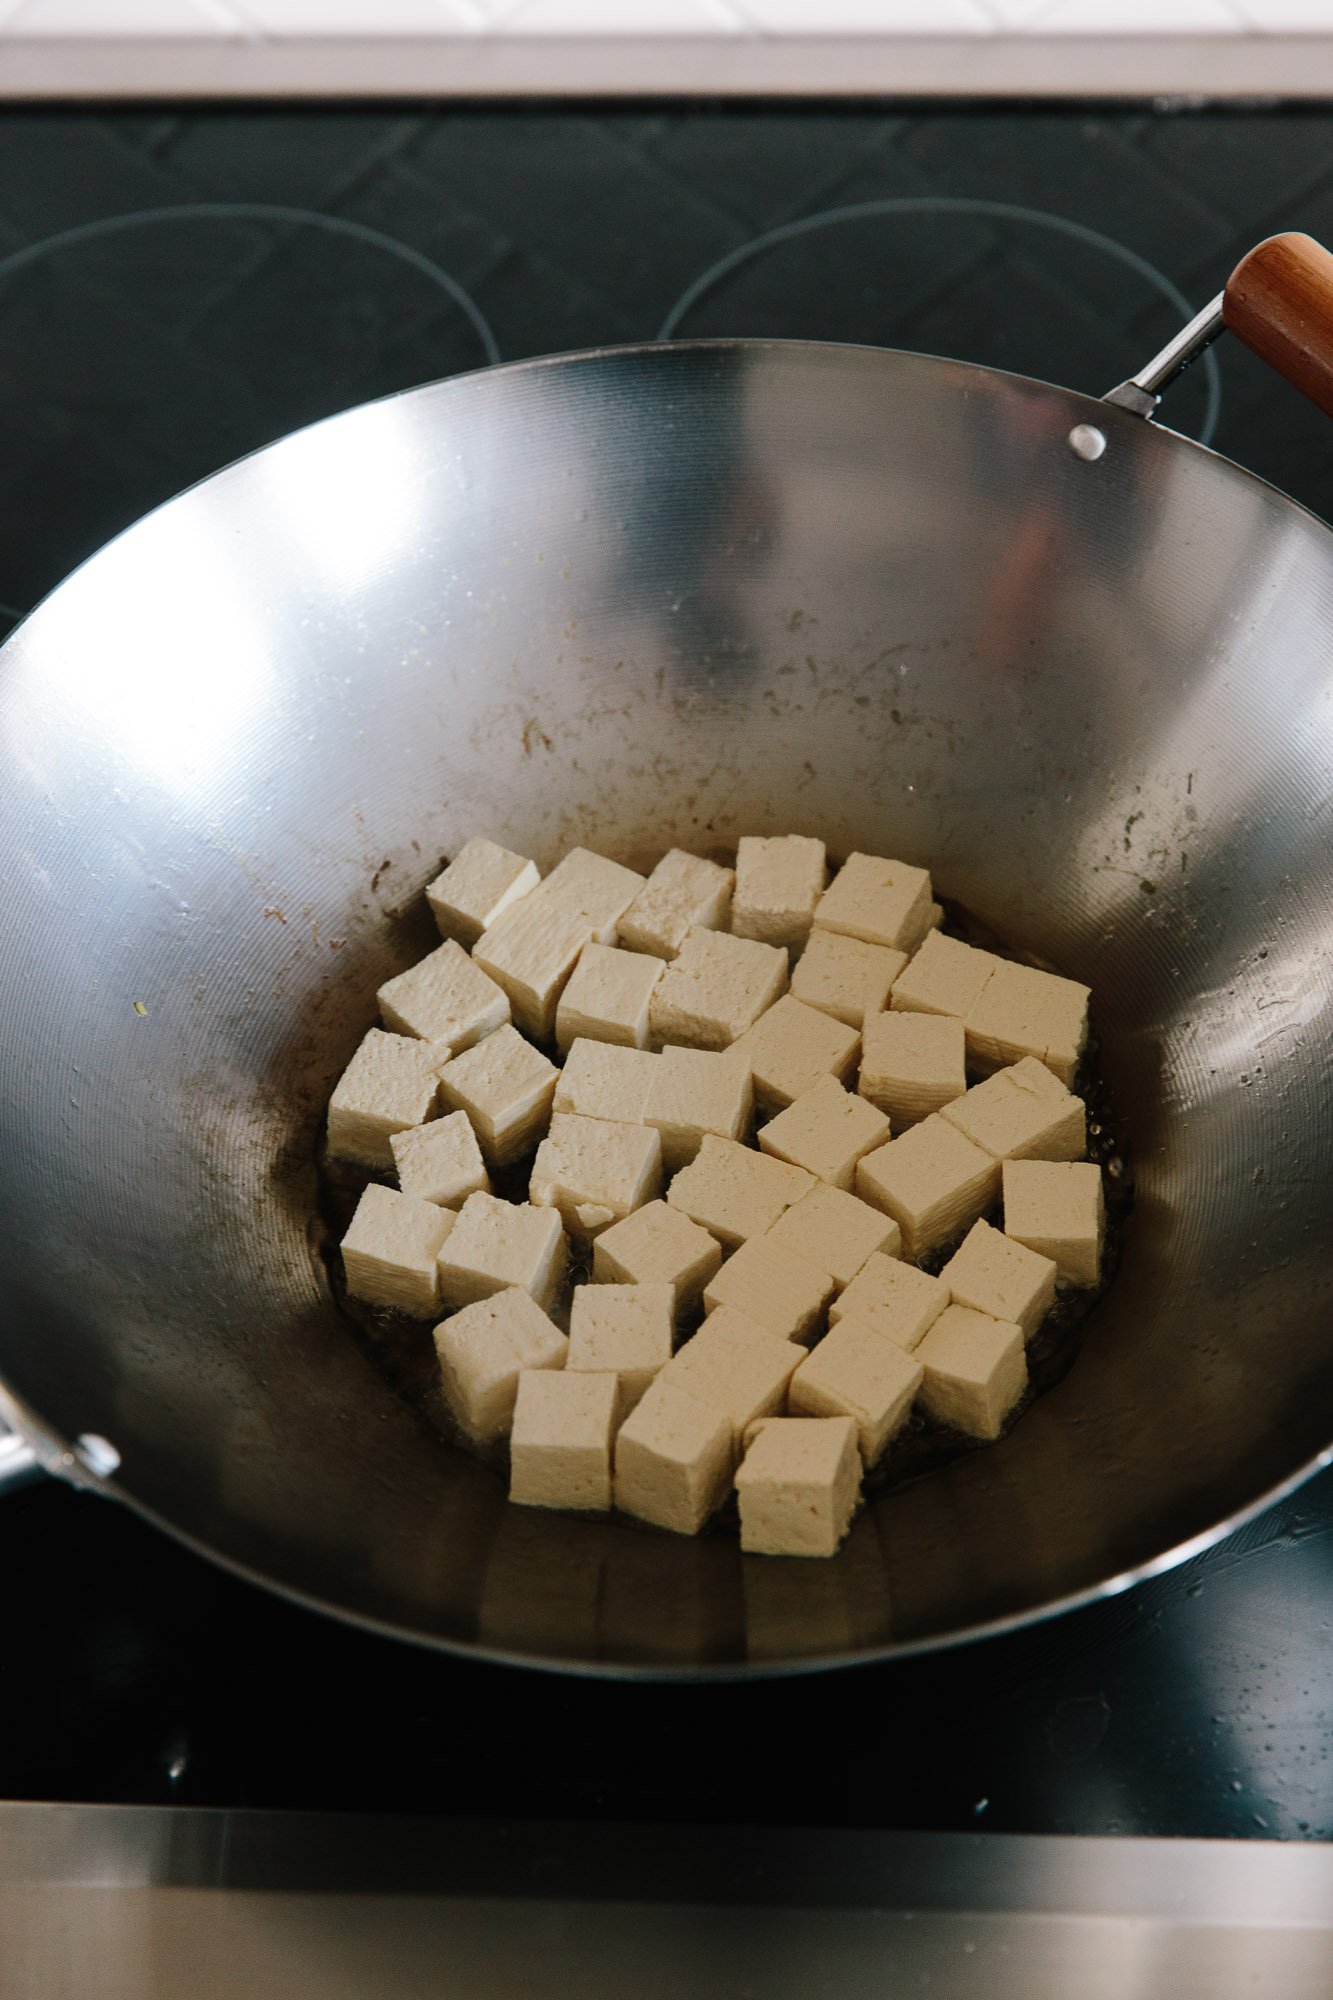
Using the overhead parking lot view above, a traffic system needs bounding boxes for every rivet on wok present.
[1069,424,1108,462]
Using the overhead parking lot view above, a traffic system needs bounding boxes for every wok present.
[1,232,1332,1677]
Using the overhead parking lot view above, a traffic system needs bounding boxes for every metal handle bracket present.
[0,1428,43,1494]
[0,1417,120,1496]
[1104,292,1226,420]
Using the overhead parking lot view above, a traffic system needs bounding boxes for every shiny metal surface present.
[0,339,1330,1673]
[1105,291,1227,416]
[3,1806,1333,1998]
[0,1430,42,1493]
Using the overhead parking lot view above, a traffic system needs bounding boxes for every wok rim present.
[3,332,1333,662]
[3,334,1332,1678]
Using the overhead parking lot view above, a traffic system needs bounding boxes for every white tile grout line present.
[689,0,757,30]
[209,1,273,33]
[190,0,253,32]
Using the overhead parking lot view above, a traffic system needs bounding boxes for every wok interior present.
[1,341,1331,1673]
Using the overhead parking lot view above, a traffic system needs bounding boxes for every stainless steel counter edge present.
[0,1804,1330,1921]
[5,1808,1332,2000]
[5,35,1333,101]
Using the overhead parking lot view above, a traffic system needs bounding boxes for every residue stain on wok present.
[312,876,1133,1532]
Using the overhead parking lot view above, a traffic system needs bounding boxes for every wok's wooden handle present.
[1223,232,1333,418]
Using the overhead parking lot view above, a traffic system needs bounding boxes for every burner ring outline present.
[657,194,1222,447]
[0,200,502,368]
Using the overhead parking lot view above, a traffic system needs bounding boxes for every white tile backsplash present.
[232,0,474,31]
[3,0,1333,33]
[3,0,240,29]
[492,0,745,32]
[1014,0,1244,28]
[736,0,996,31]
[1232,0,1333,19]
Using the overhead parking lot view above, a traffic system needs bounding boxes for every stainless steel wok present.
[1,233,1331,1676]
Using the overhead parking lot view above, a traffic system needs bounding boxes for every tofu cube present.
[813,852,934,953]
[703,1234,836,1346]
[940,1218,1057,1338]
[916,1304,1027,1440]
[377,938,510,1050]
[472,894,598,1040]
[735,1416,862,1558]
[473,845,641,1039]
[667,1135,813,1250]
[390,1108,490,1209]
[509,1369,620,1512]
[618,848,734,958]
[964,959,1091,1086]
[788,1318,924,1465]
[649,926,788,1051]
[732,834,826,949]
[426,837,540,947]
[790,928,907,1027]
[644,1045,753,1170]
[829,1252,948,1352]
[437,1023,559,1166]
[534,847,645,944]
[1003,1159,1105,1285]
[437,1190,567,1311]
[326,1026,449,1169]
[554,1039,659,1125]
[528,1112,662,1237]
[661,1308,803,1445]
[434,1286,567,1443]
[855,1115,1000,1260]
[859,1011,967,1127]
[614,1377,735,1535]
[940,1057,1086,1162]
[732,995,861,1111]
[593,1199,723,1311]
[567,1282,675,1412]
[555,942,665,1052]
[340,1182,455,1316]
[889,929,1001,1021]
[758,1074,889,1190]
[766,1181,900,1286]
